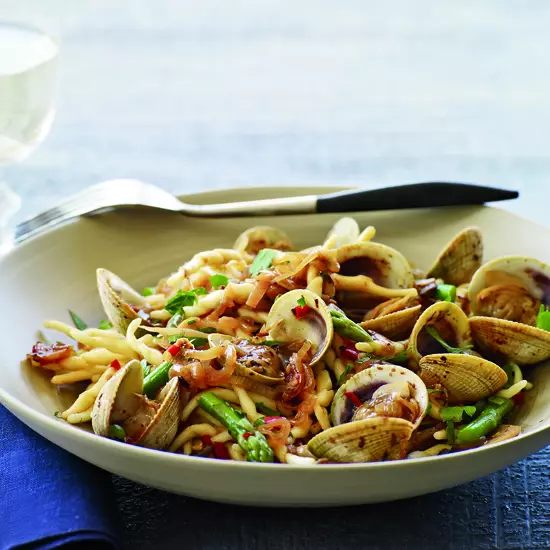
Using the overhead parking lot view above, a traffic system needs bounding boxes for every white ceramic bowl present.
[2,186,550,507]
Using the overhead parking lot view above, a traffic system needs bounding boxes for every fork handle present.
[184,182,518,217]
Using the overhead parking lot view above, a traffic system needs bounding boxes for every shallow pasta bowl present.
[1,185,550,507]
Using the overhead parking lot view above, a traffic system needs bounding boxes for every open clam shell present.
[233,226,293,254]
[469,316,550,365]
[468,256,550,325]
[419,353,507,403]
[409,301,472,365]
[308,364,428,463]
[208,333,285,386]
[323,217,360,248]
[307,416,414,463]
[91,359,181,450]
[331,242,417,309]
[266,289,333,365]
[360,296,422,339]
[97,268,146,335]
[427,227,483,286]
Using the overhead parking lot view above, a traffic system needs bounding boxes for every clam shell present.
[331,242,417,307]
[360,304,422,340]
[91,359,144,437]
[469,316,550,365]
[233,226,293,254]
[427,227,483,286]
[323,217,360,248]
[307,416,415,463]
[208,333,284,386]
[468,256,550,322]
[97,268,145,335]
[409,301,472,365]
[266,289,333,365]
[331,363,428,429]
[136,377,181,450]
[419,353,507,403]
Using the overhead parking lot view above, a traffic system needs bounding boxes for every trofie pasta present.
[27,219,550,463]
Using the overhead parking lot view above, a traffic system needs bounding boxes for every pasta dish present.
[27,218,548,464]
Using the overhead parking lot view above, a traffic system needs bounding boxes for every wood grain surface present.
[3,1,550,548]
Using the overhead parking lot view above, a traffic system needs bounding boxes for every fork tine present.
[13,184,115,243]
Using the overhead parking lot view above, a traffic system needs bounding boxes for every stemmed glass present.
[0,20,59,249]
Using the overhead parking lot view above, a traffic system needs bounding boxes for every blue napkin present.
[0,405,120,550]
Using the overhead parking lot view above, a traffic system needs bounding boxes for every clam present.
[408,301,472,365]
[97,268,146,335]
[360,296,422,339]
[91,359,181,450]
[307,364,428,463]
[469,316,550,365]
[468,256,550,325]
[265,289,333,365]
[323,217,360,248]
[427,227,483,286]
[208,333,285,386]
[233,226,293,254]
[419,353,507,403]
[331,242,417,309]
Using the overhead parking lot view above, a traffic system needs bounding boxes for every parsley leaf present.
[199,327,217,334]
[337,364,353,386]
[140,359,151,377]
[258,340,286,347]
[98,319,113,330]
[387,350,409,364]
[425,326,474,354]
[142,287,156,296]
[249,249,277,276]
[536,305,550,332]
[435,284,457,303]
[165,288,207,315]
[440,405,477,423]
[297,296,306,307]
[210,274,229,289]
[69,310,88,331]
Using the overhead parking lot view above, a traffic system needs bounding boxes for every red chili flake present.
[213,441,229,459]
[513,393,525,406]
[344,391,362,408]
[110,359,121,371]
[242,432,253,439]
[292,305,311,319]
[201,435,213,446]
[263,416,283,424]
[340,346,359,362]
[167,343,182,357]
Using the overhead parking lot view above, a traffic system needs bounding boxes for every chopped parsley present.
[337,364,353,386]
[69,310,88,331]
[165,288,207,315]
[435,284,457,303]
[440,405,477,423]
[297,296,307,307]
[210,274,229,289]
[142,287,156,296]
[199,327,217,334]
[425,326,474,354]
[446,420,456,443]
[249,249,277,276]
[536,305,550,332]
[258,340,286,347]
[387,350,409,364]
[98,319,113,330]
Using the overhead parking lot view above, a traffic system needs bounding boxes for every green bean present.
[455,396,513,444]
[330,310,373,342]
[198,392,273,462]
[143,361,172,398]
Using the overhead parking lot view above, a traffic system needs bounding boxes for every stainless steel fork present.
[13,178,519,245]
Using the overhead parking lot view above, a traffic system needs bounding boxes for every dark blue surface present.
[0,406,119,550]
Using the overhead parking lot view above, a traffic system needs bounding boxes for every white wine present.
[0,22,58,163]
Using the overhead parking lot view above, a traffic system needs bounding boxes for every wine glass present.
[0,20,59,250]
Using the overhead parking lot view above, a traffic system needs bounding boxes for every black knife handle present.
[316,182,519,214]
